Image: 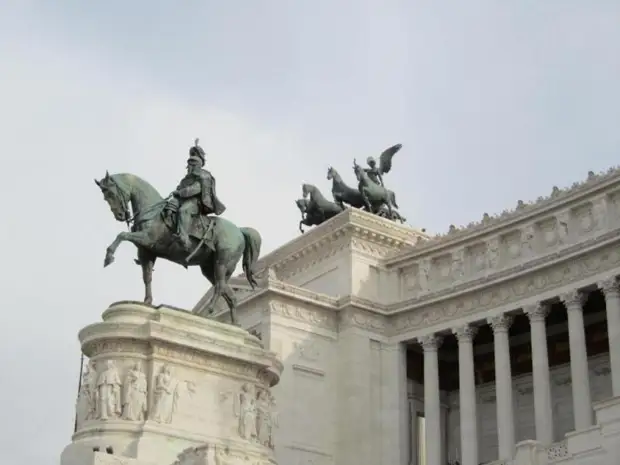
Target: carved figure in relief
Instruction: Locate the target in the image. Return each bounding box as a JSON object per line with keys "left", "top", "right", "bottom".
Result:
{"left": 122, "top": 362, "right": 148, "bottom": 421}
{"left": 255, "top": 389, "right": 276, "bottom": 447}
{"left": 152, "top": 365, "right": 180, "bottom": 423}
{"left": 521, "top": 226, "right": 535, "bottom": 258}
{"left": 419, "top": 259, "right": 431, "bottom": 290}
{"left": 592, "top": 200, "right": 606, "bottom": 229}
{"left": 487, "top": 240, "right": 499, "bottom": 268}
{"left": 234, "top": 383, "right": 257, "bottom": 440}
{"left": 95, "top": 360, "right": 122, "bottom": 420}
{"left": 76, "top": 360, "right": 97, "bottom": 426}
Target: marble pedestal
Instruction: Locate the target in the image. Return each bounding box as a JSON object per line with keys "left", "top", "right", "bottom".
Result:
{"left": 60, "top": 301, "right": 282, "bottom": 465}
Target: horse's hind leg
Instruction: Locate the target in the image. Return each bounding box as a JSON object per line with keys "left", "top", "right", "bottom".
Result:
{"left": 199, "top": 259, "right": 218, "bottom": 315}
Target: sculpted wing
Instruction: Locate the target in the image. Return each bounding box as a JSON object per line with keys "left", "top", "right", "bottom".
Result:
{"left": 378, "top": 143, "right": 402, "bottom": 175}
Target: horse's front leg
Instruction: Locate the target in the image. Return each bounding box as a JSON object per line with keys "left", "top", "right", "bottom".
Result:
{"left": 137, "top": 249, "right": 156, "bottom": 305}
{"left": 104, "top": 230, "right": 154, "bottom": 267}
{"left": 299, "top": 220, "right": 305, "bottom": 234}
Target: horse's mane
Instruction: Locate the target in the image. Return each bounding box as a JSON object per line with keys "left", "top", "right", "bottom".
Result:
{"left": 114, "top": 173, "right": 163, "bottom": 202}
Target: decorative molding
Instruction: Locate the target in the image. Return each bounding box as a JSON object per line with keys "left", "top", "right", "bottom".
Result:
{"left": 418, "top": 334, "right": 443, "bottom": 352}
{"left": 268, "top": 301, "right": 337, "bottom": 331}
{"left": 523, "top": 303, "right": 549, "bottom": 323}
{"left": 453, "top": 324, "right": 478, "bottom": 342}
{"left": 253, "top": 209, "right": 425, "bottom": 279}
{"left": 339, "top": 307, "right": 388, "bottom": 334}
{"left": 389, "top": 165, "right": 620, "bottom": 266}
{"left": 392, "top": 240, "right": 620, "bottom": 334}
{"left": 598, "top": 277, "right": 620, "bottom": 298}
{"left": 560, "top": 290, "right": 584, "bottom": 310}
{"left": 488, "top": 315, "right": 513, "bottom": 333}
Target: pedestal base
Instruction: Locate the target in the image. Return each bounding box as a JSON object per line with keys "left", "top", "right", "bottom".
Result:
{"left": 60, "top": 301, "right": 282, "bottom": 465}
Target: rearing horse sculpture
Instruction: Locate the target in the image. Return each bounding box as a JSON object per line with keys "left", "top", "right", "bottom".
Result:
{"left": 95, "top": 172, "right": 261, "bottom": 325}
{"left": 326, "top": 166, "right": 367, "bottom": 210}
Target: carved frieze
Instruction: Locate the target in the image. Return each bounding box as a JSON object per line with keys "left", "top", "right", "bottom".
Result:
{"left": 268, "top": 301, "right": 337, "bottom": 331}
{"left": 339, "top": 308, "right": 388, "bottom": 334}
{"left": 393, "top": 238, "right": 620, "bottom": 334}
{"left": 151, "top": 364, "right": 195, "bottom": 424}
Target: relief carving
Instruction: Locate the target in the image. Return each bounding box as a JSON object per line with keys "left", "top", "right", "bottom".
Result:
{"left": 451, "top": 249, "right": 465, "bottom": 281}
{"left": 520, "top": 224, "right": 536, "bottom": 259}
{"left": 214, "top": 446, "right": 253, "bottom": 465}
{"left": 487, "top": 238, "right": 500, "bottom": 269}
{"left": 174, "top": 445, "right": 209, "bottom": 465}
{"left": 256, "top": 389, "right": 278, "bottom": 448}
{"left": 234, "top": 383, "right": 257, "bottom": 440}
{"left": 592, "top": 197, "right": 608, "bottom": 229}
{"left": 95, "top": 360, "right": 122, "bottom": 420}
{"left": 151, "top": 364, "right": 195, "bottom": 424}
{"left": 537, "top": 217, "right": 560, "bottom": 248}
{"left": 294, "top": 341, "right": 320, "bottom": 362}
{"left": 76, "top": 359, "right": 97, "bottom": 427}
{"left": 122, "top": 362, "right": 147, "bottom": 421}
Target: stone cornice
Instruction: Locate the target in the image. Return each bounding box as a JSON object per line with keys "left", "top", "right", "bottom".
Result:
{"left": 392, "top": 229, "right": 620, "bottom": 312}
{"left": 202, "top": 227, "right": 620, "bottom": 327}
{"left": 252, "top": 208, "right": 427, "bottom": 275}
{"left": 387, "top": 166, "right": 620, "bottom": 268}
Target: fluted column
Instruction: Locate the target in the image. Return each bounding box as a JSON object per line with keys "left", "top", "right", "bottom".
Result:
{"left": 524, "top": 303, "right": 554, "bottom": 444}
{"left": 561, "top": 290, "right": 594, "bottom": 429}
{"left": 419, "top": 334, "right": 443, "bottom": 465}
{"left": 488, "top": 315, "right": 515, "bottom": 460}
{"left": 598, "top": 278, "right": 620, "bottom": 396}
{"left": 453, "top": 325, "right": 479, "bottom": 465}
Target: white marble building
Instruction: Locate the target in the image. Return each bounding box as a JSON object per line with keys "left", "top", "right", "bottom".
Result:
{"left": 193, "top": 167, "right": 620, "bottom": 465}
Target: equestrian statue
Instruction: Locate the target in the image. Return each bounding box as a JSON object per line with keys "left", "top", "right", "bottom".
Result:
{"left": 295, "top": 143, "right": 407, "bottom": 232}
{"left": 353, "top": 143, "right": 404, "bottom": 222}
{"left": 295, "top": 184, "right": 343, "bottom": 233}
{"left": 95, "top": 139, "right": 262, "bottom": 325}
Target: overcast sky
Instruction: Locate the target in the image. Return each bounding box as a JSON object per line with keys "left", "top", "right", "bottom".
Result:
{"left": 0, "top": 1, "right": 619, "bottom": 463}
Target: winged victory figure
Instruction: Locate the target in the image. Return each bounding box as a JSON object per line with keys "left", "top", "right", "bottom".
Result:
{"left": 364, "top": 143, "right": 402, "bottom": 187}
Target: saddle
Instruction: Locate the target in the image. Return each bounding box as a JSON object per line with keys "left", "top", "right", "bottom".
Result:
{"left": 163, "top": 203, "right": 216, "bottom": 245}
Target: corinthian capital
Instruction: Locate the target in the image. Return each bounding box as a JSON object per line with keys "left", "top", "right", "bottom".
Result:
{"left": 560, "top": 290, "right": 584, "bottom": 310}
{"left": 487, "top": 314, "right": 513, "bottom": 333}
{"left": 418, "top": 334, "right": 443, "bottom": 352}
{"left": 598, "top": 277, "right": 620, "bottom": 298}
{"left": 452, "top": 324, "right": 478, "bottom": 343}
{"left": 524, "top": 303, "right": 549, "bottom": 323}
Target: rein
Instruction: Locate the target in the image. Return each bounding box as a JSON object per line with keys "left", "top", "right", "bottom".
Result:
{"left": 109, "top": 176, "right": 171, "bottom": 229}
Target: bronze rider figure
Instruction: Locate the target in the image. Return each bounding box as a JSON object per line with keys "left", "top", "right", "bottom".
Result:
{"left": 171, "top": 139, "right": 226, "bottom": 252}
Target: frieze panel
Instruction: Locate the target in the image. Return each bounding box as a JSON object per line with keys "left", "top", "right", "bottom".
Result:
{"left": 86, "top": 340, "right": 149, "bottom": 357}
{"left": 465, "top": 242, "right": 488, "bottom": 276}
{"left": 499, "top": 230, "right": 523, "bottom": 263}
{"left": 404, "top": 165, "right": 620, "bottom": 245}
{"left": 339, "top": 308, "right": 388, "bottom": 334}
{"left": 152, "top": 343, "right": 260, "bottom": 379}
{"left": 268, "top": 301, "right": 337, "bottom": 331}
{"left": 393, "top": 239, "right": 620, "bottom": 334}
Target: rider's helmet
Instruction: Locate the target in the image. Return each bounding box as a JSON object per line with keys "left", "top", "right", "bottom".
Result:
{"left": 188, "top": 138, "right": 206, "bottom": 166}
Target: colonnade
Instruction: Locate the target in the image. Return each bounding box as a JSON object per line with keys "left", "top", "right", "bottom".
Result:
{"left": 416, "top": 278, "right": 620, "bottom": 465}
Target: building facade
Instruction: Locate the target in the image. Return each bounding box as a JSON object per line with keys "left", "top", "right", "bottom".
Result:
{"left": 193, "top": 167, "right": 620, "bottom": 465}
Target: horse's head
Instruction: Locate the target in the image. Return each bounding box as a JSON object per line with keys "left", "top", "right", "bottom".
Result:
{"left": 327, "top": 166, "right": 334, "bottom": 180}
{"left": 94, "top": 171, "right": 131, "bottom": 222}
{"left": 295, "top": 198, "right": 309, "bottom": 213}
{"left": 301, "top": 183, "right": 312, "bottom": 199}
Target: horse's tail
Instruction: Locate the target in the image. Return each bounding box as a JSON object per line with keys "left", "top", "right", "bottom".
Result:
{"left": 390, "top": 190, "right": 399, "bottom": 209}
{"left": 241, "top": 227, "right": 262, "bottom": 289}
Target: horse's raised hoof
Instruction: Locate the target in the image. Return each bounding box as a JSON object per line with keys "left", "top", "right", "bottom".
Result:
{"left": 103, "top": 254, "right": 115, "bottom": 268}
